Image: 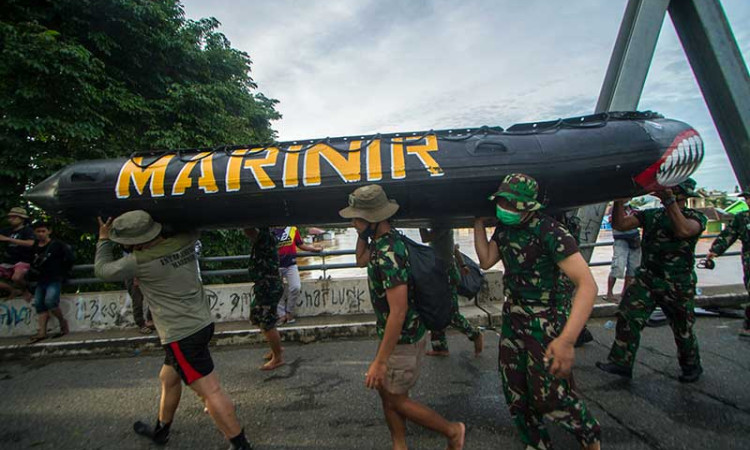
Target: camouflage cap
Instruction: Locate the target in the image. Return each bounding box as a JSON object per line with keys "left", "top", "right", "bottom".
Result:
{"left": 109, "top": 210, "right": 162, "bottom": 245}
{"left": 339, "top": 184, "right": 399, "bottom": 223}
{"left": 488, "top": 173, "right": 544, "bottom": 211}
{"left": 674, "top": 177, "right": 701, "bottom": 198}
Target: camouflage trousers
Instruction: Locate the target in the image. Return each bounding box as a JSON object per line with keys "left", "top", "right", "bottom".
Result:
{"left": 430, "top": 289, "right": 481, "bottom": 352}
{"left": 608, "top": 274, "right": 701, "bottom": 370}
{"left": 500, "top": 302, "right": 601, "bottom": 449}
{"left": 250, "top": 280, "right": 284, "bottom": 332}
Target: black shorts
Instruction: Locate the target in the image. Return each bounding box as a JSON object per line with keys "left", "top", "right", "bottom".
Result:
{"left": 163, "top": 323, "right": 215, "bottom": 385}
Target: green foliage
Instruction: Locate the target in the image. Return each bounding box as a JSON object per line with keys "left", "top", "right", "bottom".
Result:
{"left": 0, "top": 0, "right": 280, "bottom": 286}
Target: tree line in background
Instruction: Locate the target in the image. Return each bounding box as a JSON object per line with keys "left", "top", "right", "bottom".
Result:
{"left": 0, "top": 0, "right": 280, "bottom": 283}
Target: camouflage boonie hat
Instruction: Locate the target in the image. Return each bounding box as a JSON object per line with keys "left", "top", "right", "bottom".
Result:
{"left": 109, "top": 210, "right": 162, "bottom": 245}
{"left": 674, "top": 177, "right": 701, "bottom": 198}
{"left": 339, "top": 184, "right": 399, "bottom": 223}
{"left": 488, "top": 174, "right": 544, "bottom": 211}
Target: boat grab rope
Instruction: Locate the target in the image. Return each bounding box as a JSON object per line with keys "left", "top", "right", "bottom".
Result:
{"left": 128, "top": 110, "right": 664, "bottom": 169}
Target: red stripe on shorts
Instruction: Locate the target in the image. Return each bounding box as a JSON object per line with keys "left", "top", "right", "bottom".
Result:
{"left": 169, "top": 342, "right": 203, "bottom": 384}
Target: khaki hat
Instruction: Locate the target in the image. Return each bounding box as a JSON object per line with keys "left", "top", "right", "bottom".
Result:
{"left": 339, "top": 184, "right": 399, "bottom": 223}
{"left": 488, "top": 173, "right": 544, "bottom": 211}
{"left": 7, "top": 207, "right": 29, "bottom": 219}
{"left": 109, "top": 210, "right": 162, "bottom": 245}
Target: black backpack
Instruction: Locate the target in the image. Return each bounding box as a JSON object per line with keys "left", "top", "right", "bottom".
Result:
{"left": 399, "top": 234, "right": 453, "bottom": 331}
{"left": 457, "top": 253, "right": 485, "bottom": 299}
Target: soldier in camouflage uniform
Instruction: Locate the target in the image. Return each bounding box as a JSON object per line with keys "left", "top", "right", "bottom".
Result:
{"left": 340, "top": 184, "right": 466, "bottom": 450}
{"left": 419, "top": 227, "right": 484, "bottom": 356}
{"left": 597, "top": 178, "right": 707, "bottom": 382}
{"left": 552, "top": 212, "right": 594, "bottom": 348}
{"left": 707, "top": 187, "right": 750, "bottom": 338}
{"left": 474, "top": 174, "right": 601, "bottom": 450}
{"left": 245, "top": 227, "right": 285, "bottom": 370}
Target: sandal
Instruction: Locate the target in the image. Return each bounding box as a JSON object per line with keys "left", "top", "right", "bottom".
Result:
{"left": 138, "top": 326, "right": 153, "bottom": 335}
{"left": 28, "top": 335, "right": 47, "bottom": 344}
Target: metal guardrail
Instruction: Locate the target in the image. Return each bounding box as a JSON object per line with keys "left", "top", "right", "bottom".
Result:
{"left": 67, "top": 233, "right": 737, "bottom": 286}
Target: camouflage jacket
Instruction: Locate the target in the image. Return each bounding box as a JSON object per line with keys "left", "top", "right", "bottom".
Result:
{"left": 709, "top": 210, "right": 750, "bottom": 287}
{"left": 555, "top": 214, "right": 582, "bottom": 303}
{"left": 634, "top": 207, "right": 707, "bottom": 286}
{"left": 367, "top": 230, "right": 426, "bottom": 344}
{"left": 492, "top": 213, "right": 579, "bottom": 305}
{"left": 248, "top": 228, "right": 283, "bottom": 288}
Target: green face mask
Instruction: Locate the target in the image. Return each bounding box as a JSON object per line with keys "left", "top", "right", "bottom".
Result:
{"left": 496, "top": 205, "right": 522, "bottom": 225}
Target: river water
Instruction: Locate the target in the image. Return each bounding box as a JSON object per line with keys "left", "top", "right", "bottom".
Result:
{"left": 297, "top": 228, "right": 744, "bottom": 295}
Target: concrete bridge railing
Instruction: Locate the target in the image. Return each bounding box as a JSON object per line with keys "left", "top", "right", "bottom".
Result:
{"left": 0, "top": 272, "right": 505, "bottom": 338}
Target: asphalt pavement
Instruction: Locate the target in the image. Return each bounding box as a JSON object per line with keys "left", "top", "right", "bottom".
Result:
{"left": 0, "top": 316, "right": 747, "bottom": 450}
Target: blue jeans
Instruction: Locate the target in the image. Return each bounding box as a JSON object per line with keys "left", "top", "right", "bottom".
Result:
{"left": 34, "top": 281, "right": 62, "bottom": 314}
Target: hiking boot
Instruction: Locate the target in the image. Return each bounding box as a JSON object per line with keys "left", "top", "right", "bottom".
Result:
{"left": 133, "top": 420, "right": 170, "bottom": 445}
{"left": 595, "top": 361, "right": 632, "bottom": 378}
{"left": 678, "top": 365, "right": 703, "bottom": 383}
{"left": 575, "top": 327, "right": 594, "bottom": 347}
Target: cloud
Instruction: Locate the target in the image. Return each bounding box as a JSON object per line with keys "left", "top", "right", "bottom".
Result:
{"left": 181, "top": 0, "right": 749, "bottom": 190}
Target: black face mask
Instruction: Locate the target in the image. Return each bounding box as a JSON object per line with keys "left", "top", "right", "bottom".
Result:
{"left": 358, "top": 222, "right": 378, "bottom": 241}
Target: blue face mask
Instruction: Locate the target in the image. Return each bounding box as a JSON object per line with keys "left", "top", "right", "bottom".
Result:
{"left": 496, "top": 205, "right": 522, "bottom": 225}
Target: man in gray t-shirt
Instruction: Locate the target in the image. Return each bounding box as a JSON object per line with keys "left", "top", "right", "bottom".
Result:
{"left": 607, "top": 203, "right": 642, "bottom": 301}
{"left": 95, "top": 211, "right": 252, "bottom": 450}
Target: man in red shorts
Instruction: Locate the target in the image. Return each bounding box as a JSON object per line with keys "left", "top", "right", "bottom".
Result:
{"left": 95, "top": 211, "right": 253, "bottom": 449}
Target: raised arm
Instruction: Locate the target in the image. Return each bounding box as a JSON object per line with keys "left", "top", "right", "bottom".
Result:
{"left": 355, "top": 236, "right": 370, "bottom": 267}
{"left": 611, "top": 200, "right": 641, "bottom": 231}
{"left": 474, "top": 218, "right": 500, "bottom": 270}
{"left": 653, "top": 190, "right": 702, "bottom": 238}
{"left": 94, "top": 217, "right": 137, "bottom": 282}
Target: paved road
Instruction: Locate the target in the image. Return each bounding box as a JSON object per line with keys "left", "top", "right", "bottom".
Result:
{"left": 0, "top": 317, "right": 748, "bottom": 449}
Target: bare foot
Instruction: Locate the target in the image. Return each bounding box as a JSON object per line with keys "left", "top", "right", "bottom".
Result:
{"left": 426, "top": 350, "right": 450, "bottom": 357}
{"left": 473, "top": 333, "right": 484, "bottom": 356}
{"left": 582, "top": 441, "right": 601, "bottom": 450}
{"left": 447, "top": 422, "right": 465, "bottom": 450}
{"left": 264, "top": 347, "right": 284, "bottom": 360}
{"left": 605, "top": 293, "right": 616, "bottom": 302}
{"left": 260, "top": 356, "right": 285, "bottom": 371}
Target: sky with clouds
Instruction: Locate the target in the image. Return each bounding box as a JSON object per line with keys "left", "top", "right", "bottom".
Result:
{"left": 181, "top": 0, "right": 749, "bottom": 192}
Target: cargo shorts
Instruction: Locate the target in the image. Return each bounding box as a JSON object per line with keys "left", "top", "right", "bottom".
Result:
{"left": 382, "top": 336, "right": 427, "bottom": 395}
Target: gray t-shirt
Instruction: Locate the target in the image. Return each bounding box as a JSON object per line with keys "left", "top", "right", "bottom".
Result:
{"left": 95, "top": 232, "right": 212, "bottom": 344}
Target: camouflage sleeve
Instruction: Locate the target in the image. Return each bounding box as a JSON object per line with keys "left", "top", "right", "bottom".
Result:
{"left": 710, "top": 214, "right": 740, "bottom": 256}
{"left": 374, "top": 238, "right": 409, "bottom": 290}
{"left": 565, "top": 215, "right": 582, "bottom": 244}
{"left": 542, "top": 218, "right": 579, "bottom": 263}
{"left": 491, "top": 225, "right": 504, "bottom": 246}
{"left": 684, "top": 209, "right": 708, "bottom": 233}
